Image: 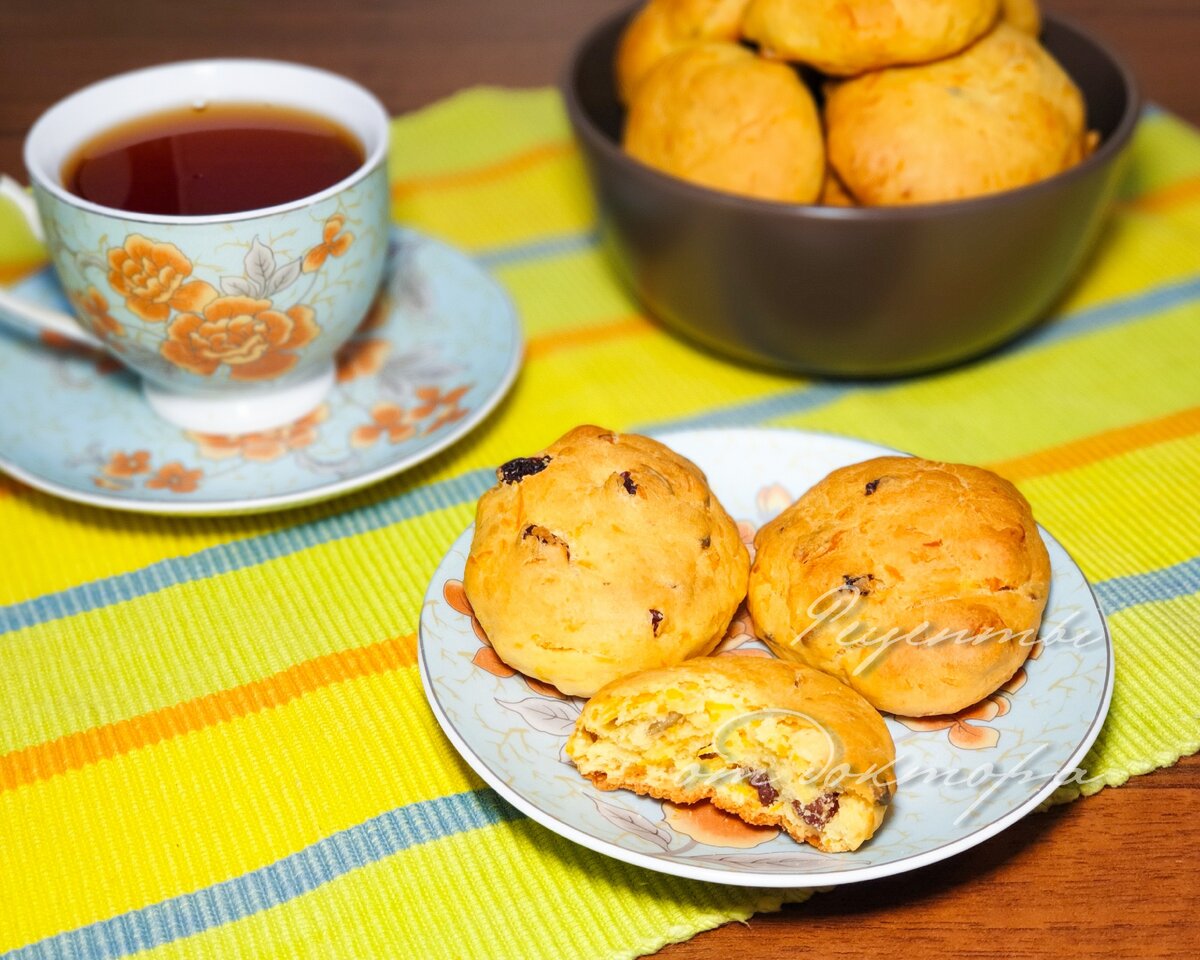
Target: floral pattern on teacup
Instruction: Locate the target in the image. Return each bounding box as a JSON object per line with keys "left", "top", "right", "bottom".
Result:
{"left": 105, "top": 235, "right": 216, "bottom": 322}
{"left": 162, "top": 297, "right": 320, "bottom": 381}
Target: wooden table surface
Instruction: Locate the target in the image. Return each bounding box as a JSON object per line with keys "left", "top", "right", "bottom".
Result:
{"left": 2, "top": 2, "right": 1197, "bottom": 957}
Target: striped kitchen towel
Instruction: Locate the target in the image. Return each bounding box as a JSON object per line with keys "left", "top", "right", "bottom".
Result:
{"left": 0, "top": 87, "right": 1198, "bottom": 958}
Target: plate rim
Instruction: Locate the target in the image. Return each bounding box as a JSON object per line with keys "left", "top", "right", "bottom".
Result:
{"left": 0, "top": 228, "right": 523, "bottom": 516}
{"left": 417, "top": 426, "right": 1115, "bottom": 887}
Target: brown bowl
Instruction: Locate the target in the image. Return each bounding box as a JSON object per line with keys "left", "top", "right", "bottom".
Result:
{"left": 563, "top": 7, "right": 1140, "bottom": 377}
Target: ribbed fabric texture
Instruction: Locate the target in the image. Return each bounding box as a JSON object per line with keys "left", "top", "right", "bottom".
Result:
{"left": 0, "top": 88, "right": 1198, "bottom": 958}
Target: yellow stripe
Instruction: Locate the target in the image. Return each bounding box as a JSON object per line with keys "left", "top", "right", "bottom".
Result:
{"left": 987, "top": 405, "right": 1200, "bottom": 483}
{"left": 0, "top": 661, "right": 479, "bottom": 952}
{"left": 124, "top": 816, "right": 793, "bottom": 960}
{"left": 779, "top": 297, "right": 1200, "bottom": 465}
{"left": 391, "top": 140, "right": 575, "bottom": 200}
{"left": 1017, "top": 433, "right": 1200, "bottom": 582}
{"left": 0, "top": 632, "right": 416, "bottom": 793}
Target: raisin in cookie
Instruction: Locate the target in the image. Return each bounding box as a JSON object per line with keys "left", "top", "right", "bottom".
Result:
{"left": 566, "top": 657, "right": 896, "bottom": 852}
{"left": 748, "top": 456, "right": 1051, "bottom": 717}
{"left": 463, "top": 425, "right": 748, "bottom": 697}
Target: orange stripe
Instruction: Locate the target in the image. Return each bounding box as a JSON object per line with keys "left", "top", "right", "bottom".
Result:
{"left": 987, "top": 405, "right": 1200, "bottom": 484}
{"left": 526, "top": 314, "right": 654, "bottom": 360}
{"left": 1124, "top": 174, "right": 1200, "bottom": 214}
{"left": 0, "top": 256, "right": 49, "bottom": 286}
{"left": 0, "top": 632, "right": 417, "bottom": 793}
{"left": 3, "top": 407, "right": 1196, "bottom": 793}
{"left": 390, "top": 140, "right": 575, "bottom": 200}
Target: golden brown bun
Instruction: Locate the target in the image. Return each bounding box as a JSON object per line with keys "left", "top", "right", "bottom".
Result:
{"left": 566, "top": 657, "right": 895, "bottom": 851}
{"left": 747, "top": 456, "right": 1050, "bottom": 717}
{"left": 624, "top": 42, "right": 824, "bottom": 203}
{"left": 1001, "top": 0, "right": 1041, "bottom": 34}
{"left": 463, "top": 426, "right": 749, "bottom": 698}
{"left": 743, "top": 0, "right": 1000, "bottom": 76}
{"left": 615, "top": 0, "right": 752, "bottom": 103}
{"left": 824, "top": 23, "right": 1090, "bottom": 205}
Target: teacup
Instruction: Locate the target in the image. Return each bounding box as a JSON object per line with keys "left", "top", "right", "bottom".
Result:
{"left": 0, "top": 59, "right": 390, "bottom": 433}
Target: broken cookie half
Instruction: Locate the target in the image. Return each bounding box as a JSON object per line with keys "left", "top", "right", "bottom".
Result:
{"left": 566, "top": 657, "right": 896, "bottom": 852}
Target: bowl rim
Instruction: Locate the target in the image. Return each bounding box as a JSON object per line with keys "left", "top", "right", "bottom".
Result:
{"left": 561, "top": 4, "right": 1143, "bottom": 220}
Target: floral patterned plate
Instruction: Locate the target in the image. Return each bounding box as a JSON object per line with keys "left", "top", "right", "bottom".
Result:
{"left": 0, "top": 227, "right": 521, "bottom": 515}
{"left": 418, "top": 428, "right": 1114, "bottom": 887}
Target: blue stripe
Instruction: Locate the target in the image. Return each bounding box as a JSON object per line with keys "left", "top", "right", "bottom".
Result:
{"left": 4, "top": 790, "right": 522, "bottom": 960}
{"left": 0, "top": 468, "right": 493, "bottom": 633}
{"left": 638, "top": 382, "right": 856, "bottom": 434}
{"left": 1094, "top": 555, "right": 1200, "bottom": 616}
{"left": 475, "top": 229, "right": 598, "bottom": 269}
{"left": 3, "top": 271, "right": 1199, "bottom": 637}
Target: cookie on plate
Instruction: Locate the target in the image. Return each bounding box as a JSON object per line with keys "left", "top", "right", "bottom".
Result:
{"left": 566, "top": 656, "right": 896, "bottom": 852}
{"left": 824, "top": 23, "right": 1090, "bottom": 205}
{"left": 742, "top": 0, "right": 1000, "bottom": 76}
{"left": 615, "top": 0, "right": 752, "bottom": 103}
{"left": 624, "top": 41, "right": 824, "bottom": 203}
{"left": 748, "top": 456, "right": 1051, "bottom": 717}
{"left": 463, "top": 426, "right": 748, "bottom": 698}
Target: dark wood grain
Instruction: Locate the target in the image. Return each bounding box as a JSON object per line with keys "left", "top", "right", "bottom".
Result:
{"left": 0, "top": 2, "right": 1196, "bottom": 956}
{"left": 659, "top": 753, "right": 1200, "bottom": 958}
{"left": 1, "top": 0, "right": 1198, "bottom": 180}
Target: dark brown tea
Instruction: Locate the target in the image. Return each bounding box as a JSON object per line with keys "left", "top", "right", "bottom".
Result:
{"left": 63, "top": 103, "right": 365, "bottom": 216}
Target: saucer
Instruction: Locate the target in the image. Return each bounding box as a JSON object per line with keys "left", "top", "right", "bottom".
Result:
{"left": 0, "top": 227, "right": 522, "bottom": 515}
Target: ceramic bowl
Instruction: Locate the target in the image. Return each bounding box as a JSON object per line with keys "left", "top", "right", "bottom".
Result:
{"left": 563, "top": 8, "right": 1140, "bottom": 377}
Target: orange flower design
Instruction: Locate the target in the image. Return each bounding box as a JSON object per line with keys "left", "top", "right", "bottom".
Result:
{"left": 662, "top": 801, "right": 779, "bottom": 848}
{"left": 188, "top": 406, "right": 328, "bottom": 462}
{"left": 896, "top": 644, "right": 1042, "bottom": 750}
{"left": 445, "top": 579, "right": 570, "bottom": 700}
{"left": 336, "top": 338, "right": 390, "bottom": 383}
{"left": 302, "top": 214, "right": 354, "bottom": 273}
{"left": 161, "top": 297, "right": 320, "bottom": 381}
{"left": 103, "top": 450, "right": 150, "bottom": 478}
{"left": 71, "top": 287, "right": 124, "bottom": 339}
{"left": 144, "top": 461, "right": 202, "bottom": 494}
{"left": 106, "top": 235, "right": 216, "bottom": 322}
{"left": 351, "top": 403, "right": 418, "bottom": 448}
{"left": 414, "top": 385, "right": 471, "bottom": 436}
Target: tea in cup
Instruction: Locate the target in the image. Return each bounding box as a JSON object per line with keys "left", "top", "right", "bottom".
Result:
{"left": 0, "top": 59, "right": 390, "bottom": 433}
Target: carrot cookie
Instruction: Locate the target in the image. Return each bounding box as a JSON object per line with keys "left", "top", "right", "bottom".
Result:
{"left": 624, "top": 41, "right": 824, "bottom": 203}
{"left": 748, "top": 456, "right": 1051, "bottom": 716}
{"left": 463, "top": 426, "right": 748, "bottom": 698}
{"left": 566, "top": 656, "right": 896, "bottom": 851}
{"left": 824, "top": 24, "right": 1090, "bottom": 204}
{"left": 743, "top": 0, "right": 1000, "bottom": 76}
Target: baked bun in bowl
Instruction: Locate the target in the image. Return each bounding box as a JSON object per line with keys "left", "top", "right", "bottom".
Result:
{"left": 563, "top": 3, "right": 1139, "bottom": 376}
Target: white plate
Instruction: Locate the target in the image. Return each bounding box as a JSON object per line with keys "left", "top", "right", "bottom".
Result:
{"left": 418, "top": 428, "right": 1113, "bottom": 886}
